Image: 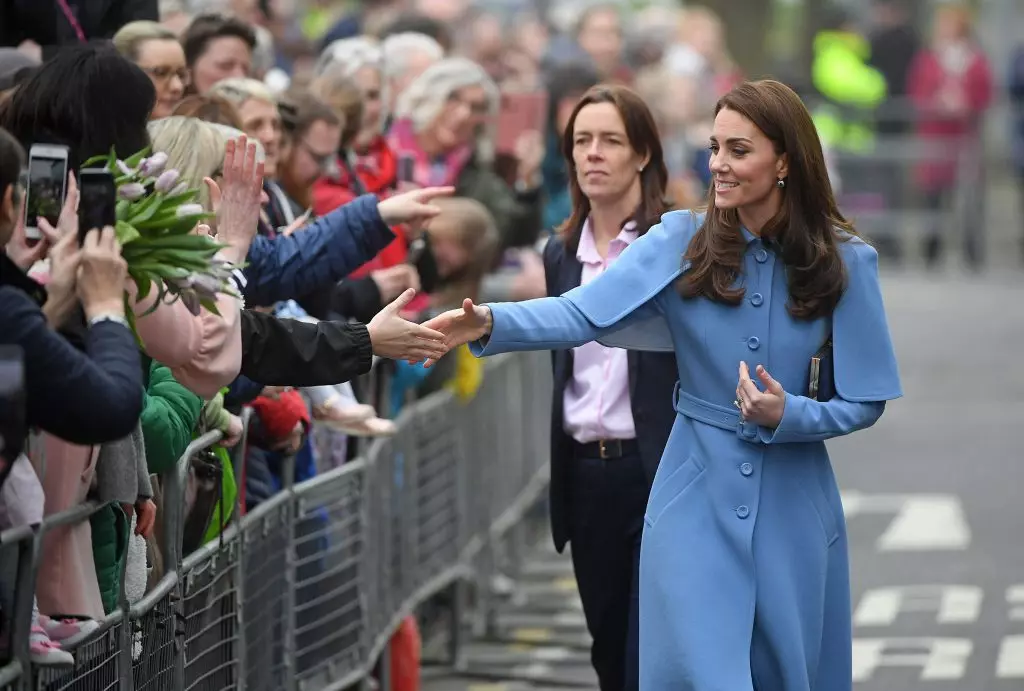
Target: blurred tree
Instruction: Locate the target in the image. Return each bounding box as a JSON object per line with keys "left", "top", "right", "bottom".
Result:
{"left": 705, "top": 0, "right": 774, "bottom": 77}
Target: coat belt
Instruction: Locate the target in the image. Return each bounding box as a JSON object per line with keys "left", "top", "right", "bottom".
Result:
{"left": 672, "top": 382, "right": 761, "bottom": 443}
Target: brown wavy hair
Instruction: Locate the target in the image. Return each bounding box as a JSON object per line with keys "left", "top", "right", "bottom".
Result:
{"left": 557, "top": 84, "right": 670, "bottom": 254}
{"left": 678, "top": 79, "right": 856, "bottom": 320}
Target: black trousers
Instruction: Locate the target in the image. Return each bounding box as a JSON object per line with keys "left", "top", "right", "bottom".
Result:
{"left": 567, "top": 450, "right": 648, "bottom": 691}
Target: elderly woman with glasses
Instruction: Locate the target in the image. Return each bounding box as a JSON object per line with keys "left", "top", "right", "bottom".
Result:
{"left": 389, "top": 57, "right": 545, "bottom": 253}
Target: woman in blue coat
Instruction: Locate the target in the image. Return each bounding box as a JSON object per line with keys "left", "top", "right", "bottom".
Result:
{"left": 426, "top": 79, "right": 902, "bottom": 690}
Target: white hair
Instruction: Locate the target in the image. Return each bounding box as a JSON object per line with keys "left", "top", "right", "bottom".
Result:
{"left": 315, "top": 36, "right": 384, "bottom": 77}
{"left": 394, "top": 57, "right": 499, "bottom": 161}
{"left": 251, "top": 24, "right": 276, "bottom": 77}
{"left": 381, "top": 32, "right": 444, "bottom": 80}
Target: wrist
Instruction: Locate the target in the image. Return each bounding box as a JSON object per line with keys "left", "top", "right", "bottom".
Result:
{"left": 483, "top": 306, "right": 493, "bottom": 335}
{"left": 84, "top": 299, "right": 126, "bottom": 322}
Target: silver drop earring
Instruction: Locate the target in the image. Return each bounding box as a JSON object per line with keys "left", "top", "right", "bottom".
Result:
{"left": 777, "top": 178, "right": 786, "bottom": 189}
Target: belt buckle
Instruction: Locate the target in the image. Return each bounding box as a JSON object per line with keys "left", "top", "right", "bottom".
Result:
{"left": 599, "top": 440, "right": 620, "bottom": 460}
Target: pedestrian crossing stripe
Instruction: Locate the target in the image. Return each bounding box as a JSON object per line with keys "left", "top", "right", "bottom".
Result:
{"left": 841, "top": 491, "right": 971, "bottom": 550}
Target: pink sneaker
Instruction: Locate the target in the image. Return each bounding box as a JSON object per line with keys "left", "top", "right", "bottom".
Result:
{"left": 39, "top": 615, "right": 100, "bottom": 649}
{"left": 29, "top": 625, "right": 74, "bottom": 667}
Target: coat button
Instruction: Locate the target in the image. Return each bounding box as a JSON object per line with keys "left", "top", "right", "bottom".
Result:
{"left": 747, "top": 336, "right": 760, "bottom": 350}
{"left": 736, "top": 505, "right": 750, "bottom": 519}
{"left": 749, "top": 293, "right": 764, "bottom": 307}
{"left": 740, "top": 462, "right": 753, "bottom": 476}
{"left": 755, "top": 249, "right": 768, "bottom": 263}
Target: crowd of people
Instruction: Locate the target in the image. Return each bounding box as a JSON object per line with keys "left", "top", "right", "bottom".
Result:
{"left": 0, "top": 0, "right": 1018, "bottom": 689}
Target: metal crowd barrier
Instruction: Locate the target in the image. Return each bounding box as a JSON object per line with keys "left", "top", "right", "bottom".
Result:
{"left": 829, "top": 133, "right": 987, "bottom": 263}
{"left": 0, "top": 349, "right": 553, "bottom": 690}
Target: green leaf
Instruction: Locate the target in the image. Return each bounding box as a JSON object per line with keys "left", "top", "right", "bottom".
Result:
{"left": 115, "top": 199, "right": 130, "bottom": 222}
{"left": 124, "top": 147, "right": 151, "bottom": 169}
{"left": 198, "top": 297, "right": 221, "bottom": 317}
{"left": 81, "top": 154, "right": 108, "bottom": 168}
{"left": 126, "top": 193, "right": 164, "bottom": 225}
{"left": 138, "top": 280, "right": 166, "bottom": 317}
{"left": 159, "top": 190, "right": 201, "bottom": 207}
{"left": 123, "top": 293, "right": 144, "bottom": 348}
{"left": 115, "top": 220, "right": 141, "bottom": 245}
{"left": 106, "top": 148, "right": 117, "bottom": 173}
{"left": 129, "top": 269, "right": 153, "bottom": 302}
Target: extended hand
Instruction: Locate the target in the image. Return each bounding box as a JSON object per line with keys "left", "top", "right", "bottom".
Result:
{"left": 367, "top": 288, "right": 449, "bottom": 362}
{"left": 204, "top": 135, "right": 264, "bottom": 262}
{"left": 735, "top": 362, "right": 785, "bottom": 428}
{"left": 377, "top": 186, "right": 454, "bottom": 228}
{"left": 420, "top": 298, "right": 492, "bottom": 367}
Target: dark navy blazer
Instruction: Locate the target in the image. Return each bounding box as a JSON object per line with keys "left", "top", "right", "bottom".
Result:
{"left": 542, "top": 234, "right": 678, "bottom": 552}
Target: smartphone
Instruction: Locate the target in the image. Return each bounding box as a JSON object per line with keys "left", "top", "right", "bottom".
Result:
{"left": 24, "top": 144, "right": 70, "bottom": 240}
{"left": 397, "top": 153, "right": 415, "bottom": 184}
{"left": 77, "top": 168, "right": 117, "bottom": 244}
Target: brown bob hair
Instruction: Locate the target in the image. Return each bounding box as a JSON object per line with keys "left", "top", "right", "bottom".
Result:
{"left": 557, "top": 83, "right": 670, "bottom": 253}
{"left": 679, "top": 79, "right": 856, "bottom": 320}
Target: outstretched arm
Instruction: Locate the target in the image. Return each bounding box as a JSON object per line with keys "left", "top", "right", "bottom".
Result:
{"left": 424, "top": 294, "right": 662, "bottom": 361}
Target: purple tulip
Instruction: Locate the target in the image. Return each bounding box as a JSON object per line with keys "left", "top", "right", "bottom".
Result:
{"left": 154, "top": 169, "right": 181, "bottom": 193}
{"left": 179, "top": 290, "right": 201, "bottom": 316}
{"left": 118, "top": 183, "right": 146, "bottom": 200}
{"left": 139, "top": 152, "right": 169, "bottom": 177}
{"left": 175, "top": 203, "right": 204, "bottom": 219}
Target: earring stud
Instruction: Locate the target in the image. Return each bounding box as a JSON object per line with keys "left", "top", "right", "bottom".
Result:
{"left": 777, "top": 178, "right": 786, "bottom": 189}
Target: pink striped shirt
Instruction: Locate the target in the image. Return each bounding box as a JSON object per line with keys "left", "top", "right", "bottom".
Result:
{"left": 562, "top": 219, "right": 638, "bottom": 443}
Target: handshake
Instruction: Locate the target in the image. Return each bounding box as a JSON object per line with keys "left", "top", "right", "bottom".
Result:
{"left": 367, "top": 295, "right": 492, "bottom": 367}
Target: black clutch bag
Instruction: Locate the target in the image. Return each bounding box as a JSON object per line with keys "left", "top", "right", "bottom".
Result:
{"left": 807, "top": 336, "right": 835, "bottom": 402}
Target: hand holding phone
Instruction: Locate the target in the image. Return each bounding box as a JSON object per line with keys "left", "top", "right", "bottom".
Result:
{"left": 77, "top": 169, "right": 117, "bottom": 245}
{"left": 24, "top": 144, "right": 70, "bottom": 240}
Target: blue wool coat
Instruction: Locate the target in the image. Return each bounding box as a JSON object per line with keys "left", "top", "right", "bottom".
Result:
{"left": 471, "top": 210, "right": 902, "bottom": 690}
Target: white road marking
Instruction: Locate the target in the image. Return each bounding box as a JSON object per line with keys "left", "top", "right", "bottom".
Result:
{"left": 996, "top": 636, "right": 1024, "bottom": 678}
{"left": 852, "top": 638, "right": 972, "bottom": 681}
{"left": 854, "top": 586, "right": 983, "bottom": 627}
{"left": 841, "top": 491, "right": 971, "bottom": 551}
{"left": 1007, "top": 585, "right": 1024, "bottom": 621}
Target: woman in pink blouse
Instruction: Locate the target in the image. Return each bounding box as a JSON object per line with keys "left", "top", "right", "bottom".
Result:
{"left": 539, "top": 84, "right": 679, "bottom": 691}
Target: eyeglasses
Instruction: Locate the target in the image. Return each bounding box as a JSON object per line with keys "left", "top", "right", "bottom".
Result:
{"left": 141, "top": 65, "right": 191, "bottom": 86}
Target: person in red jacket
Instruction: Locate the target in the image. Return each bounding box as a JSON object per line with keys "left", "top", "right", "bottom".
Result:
{"left": 908, "top": 3, "right": 993, "bottom": 268}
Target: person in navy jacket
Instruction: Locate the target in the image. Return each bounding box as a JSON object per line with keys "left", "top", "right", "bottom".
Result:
{"left": 541, "top": 85, "right": 678, "bottom": 691}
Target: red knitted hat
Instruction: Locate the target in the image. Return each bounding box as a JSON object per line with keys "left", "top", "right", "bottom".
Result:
{"left": 251, "top": 390, "right": 310, "bottom": 442}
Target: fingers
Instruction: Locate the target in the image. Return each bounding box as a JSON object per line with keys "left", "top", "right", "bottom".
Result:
{"left": 63, "top": 172, "right": 80, "bottom": 214}
{"left": 407, "top": 321, "right": 446, "bottom": 342}
{"left": 36, "top": 217, "right": 61, "bottom": 244}
{"left": 385, "top": 287, "right": 417, "bottom": 314}
{"left": 204, "top": 176, "right": 222, "bottom": 211}
{"left": 462, "top": 298, "right": 476, "bottom": 315}
{"left": 243, "top": 138, "right": 257, "bottom": 184}
{"left": 412, "top": 186, "right": 455, "bottom": 201}
{"left": 755, "top": 364, "right": 783, "bottom": 395}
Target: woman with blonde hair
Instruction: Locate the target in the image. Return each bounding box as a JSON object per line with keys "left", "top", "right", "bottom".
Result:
{"left": 113, "top": 21, "right": 189, "bottom": 119}
{"left": 206, "top": 77, "right": 282, "bottom": 177}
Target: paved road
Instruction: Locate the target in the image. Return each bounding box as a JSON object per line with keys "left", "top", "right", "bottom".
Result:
{"left": 423, "top": 266, "right": 1024, "bottom": 690}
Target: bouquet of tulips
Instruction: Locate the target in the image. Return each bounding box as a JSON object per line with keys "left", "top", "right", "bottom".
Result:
{"left": 82, "top": 147, "right": 240, "bottom": 337}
